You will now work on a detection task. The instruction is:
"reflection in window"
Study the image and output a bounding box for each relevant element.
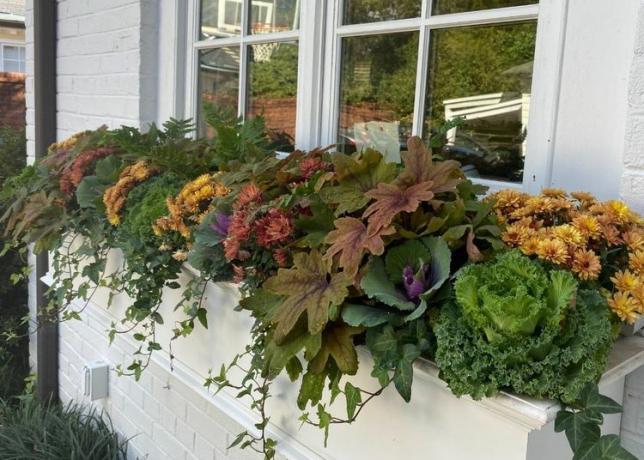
[250,0,300,34]
[337,32,419,162]
[247,42,299,151]
[2,45,25,73]
[342,0,421,25]
[432,0,538,15]
[200,0,242,39]
[198,47,240,136]
[424,22,537,182]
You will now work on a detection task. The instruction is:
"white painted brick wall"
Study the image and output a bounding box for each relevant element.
[620,2,644,458]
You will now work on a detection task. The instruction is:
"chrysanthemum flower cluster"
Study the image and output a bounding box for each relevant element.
[154,173,229,239]
[491,188,644,323]
[59,148,116,196]
[103,161,159,225]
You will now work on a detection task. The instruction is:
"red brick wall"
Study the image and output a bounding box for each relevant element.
[0,72,26,129]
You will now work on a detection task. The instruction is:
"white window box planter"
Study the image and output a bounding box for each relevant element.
[42,256,644,460]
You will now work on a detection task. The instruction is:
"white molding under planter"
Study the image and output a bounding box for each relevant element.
[41,266,644,460]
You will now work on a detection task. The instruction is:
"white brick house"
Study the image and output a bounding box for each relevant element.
[23,1,644,459]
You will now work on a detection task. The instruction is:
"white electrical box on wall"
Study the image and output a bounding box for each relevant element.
[83,361,109,401]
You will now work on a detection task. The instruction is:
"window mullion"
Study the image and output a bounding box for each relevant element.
[295,0,326,150]
[412,1,431,138]
[238,0,251,118]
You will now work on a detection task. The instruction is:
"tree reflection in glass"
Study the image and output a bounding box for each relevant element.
[424,22,537,182]
[198,47,240,137]
[342,0,421,24]
[247,42,299,151]
[432,0,538,15]
[337,32,419,161]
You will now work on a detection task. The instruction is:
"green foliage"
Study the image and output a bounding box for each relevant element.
[454,250,576,344]
[0,398,127,459]
[555,383,636,460]
[435,284,614,403]
[118,173,183,247]
[249,43,298,99]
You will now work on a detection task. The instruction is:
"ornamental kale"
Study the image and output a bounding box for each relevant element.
[436,251,615,403]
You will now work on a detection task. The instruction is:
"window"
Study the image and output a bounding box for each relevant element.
[189,1,564,190]
[1,44,25,73]
[195,0,300,150]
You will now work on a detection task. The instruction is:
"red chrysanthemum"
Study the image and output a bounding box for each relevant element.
[223,238,241,261]
[234,183,262,210]
[299,157,332,180]
[255,209,293,248]
[273,248,290,267]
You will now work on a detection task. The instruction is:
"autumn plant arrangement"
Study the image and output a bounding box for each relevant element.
[0,111,640,459]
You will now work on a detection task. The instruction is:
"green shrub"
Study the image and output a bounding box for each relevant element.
[0,398,127,459]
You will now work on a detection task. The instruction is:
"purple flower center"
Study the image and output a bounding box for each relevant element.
[403,264,429,300]
[210,212,231,237]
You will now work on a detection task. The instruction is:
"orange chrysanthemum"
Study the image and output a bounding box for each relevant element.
[536,238,569,265]
[502,224,529,246]
[629,250,644,274]
[571,249,601,281]
[541,188,567,198]
[552,224,585,247]
[519,237,541,256]
[623,230,644,252]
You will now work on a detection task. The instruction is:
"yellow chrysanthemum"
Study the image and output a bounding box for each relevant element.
[536,238,569,265]
[629,250,644,274]
[571,249,601,281]
[572,214,601,239]
[570,191,596,204]
[541,187,567,198]
[608,292,638,323]
[552,224,585,247]
[631,284,644,314]
[519,237,541,256]
[606,200,633,224]
[103,161,157,226]
[610,270,640,294]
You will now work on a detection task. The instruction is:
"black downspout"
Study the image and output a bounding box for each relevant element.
[34,0,58,403]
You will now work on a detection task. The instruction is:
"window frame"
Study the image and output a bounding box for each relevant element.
[184,0,569,193]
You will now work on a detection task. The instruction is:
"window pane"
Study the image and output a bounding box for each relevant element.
[198,47,240,136]
[200,0,241,39]
[343,0,421,25]
[251,0,300,34]
[338,32,418,161]
[247,41,298,150]
[3,60,21,73]
[432,0,538,16]
[4,46,21,60]
[424,22,536,183]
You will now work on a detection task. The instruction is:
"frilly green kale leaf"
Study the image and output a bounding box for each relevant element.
[454,250,575,344]
[435,284,614,404]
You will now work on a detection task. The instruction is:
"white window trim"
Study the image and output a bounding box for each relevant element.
[182,0,569,193]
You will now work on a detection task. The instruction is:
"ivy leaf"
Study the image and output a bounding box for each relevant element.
[285,357,303,382]
[263,332,322,379]
[310,323,363,375]
[297,371,326,410]
[397,136,462,192]
[361,257,416,311]
[325,217,395,277]
[555,410,601,452]
[345,382,362,419]
[394,344,421,402]
[573,435,638,460]
[363,181,436,232]
[579,383,623,415]
[341,303,392,327]
[317,404,332,447]
[265,251,351,343]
